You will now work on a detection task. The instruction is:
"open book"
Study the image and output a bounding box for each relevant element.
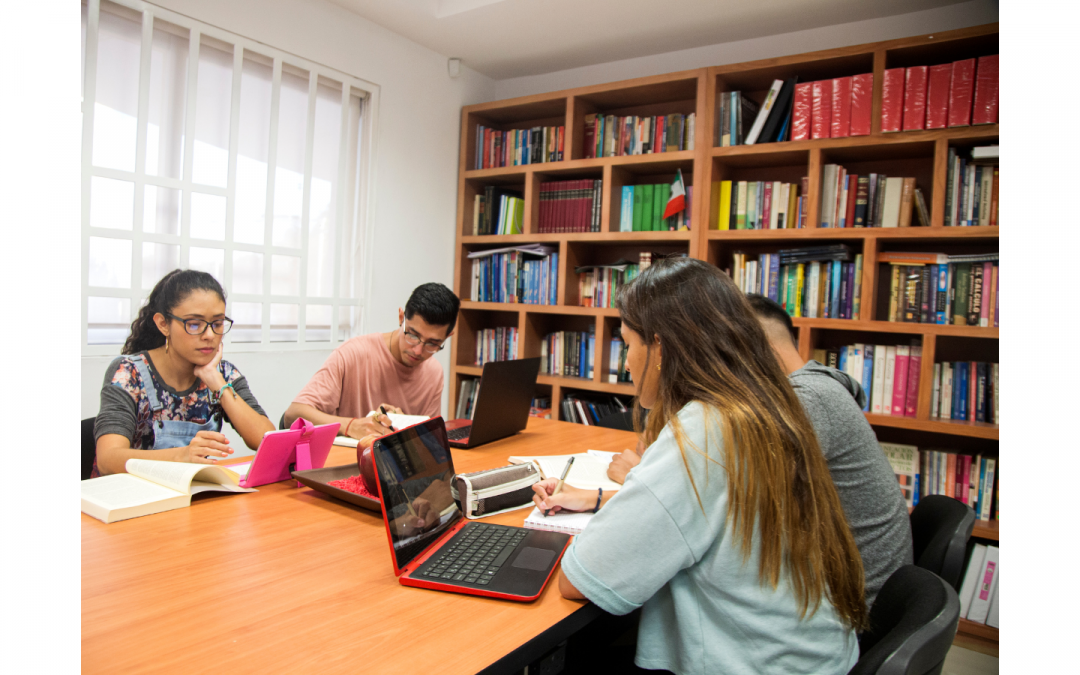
[333,413,431,447]
[507,452,622,492]
[81,459,255,524]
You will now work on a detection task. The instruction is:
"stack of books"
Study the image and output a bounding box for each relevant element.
[583,113,695,158]
[472,187,524,235]
[539,179,602,233]
[882,443,998,520]
[529,396,552,420]
[577,261,641,308]
[820,168,928,228]
[880,55,998,132]
[542,328,595,379]
[468,245,558,305]
[879,252,999,326]
[930,361,999,424]
[474,327,518,366]
[732,245,863,320]
[607,330,631,384]
[714,179,805,230]
[946,145,999,227]
[619,183,693,231]
[562,393,631,426]
[811,342,921,417]
[475,124,564,169]
[958,544,1000,629]
[789,75,873,140]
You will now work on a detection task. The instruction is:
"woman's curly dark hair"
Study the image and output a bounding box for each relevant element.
[122,269,226,355]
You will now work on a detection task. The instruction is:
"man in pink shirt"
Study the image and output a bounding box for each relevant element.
[285,283,460,440]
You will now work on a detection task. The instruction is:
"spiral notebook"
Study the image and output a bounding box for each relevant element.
[523,507,595,535]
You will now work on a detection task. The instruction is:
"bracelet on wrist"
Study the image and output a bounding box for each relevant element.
[344,418,357,436]
[217,382,235,402]
[593,488,603,513]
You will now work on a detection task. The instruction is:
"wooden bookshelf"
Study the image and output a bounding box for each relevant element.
[453,24,999,645]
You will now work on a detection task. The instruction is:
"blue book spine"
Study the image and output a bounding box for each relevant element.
[830,261,842,318]
[476,125,483,169]
[936,264,950,324]
[958,363,969,421]
[912,472,920,506]
[839,264,850,320]
[588,332,595,379]
[976,458,986,515]
[838,346,848,373]
[950,363,960,420]
[861,346,874,411]
[550,253,558,305]
[975,362,987,422]
[621,186,634,231]
[845,263,856,319]
[768,254,780,301]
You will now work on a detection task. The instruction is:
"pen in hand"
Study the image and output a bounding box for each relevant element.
[379,405,397,432]
[544,456,574,517]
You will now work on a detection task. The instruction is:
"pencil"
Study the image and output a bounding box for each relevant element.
[544,456,574,517]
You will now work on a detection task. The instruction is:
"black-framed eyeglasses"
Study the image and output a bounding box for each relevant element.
[402,323,446,353]
[167,313,234,335]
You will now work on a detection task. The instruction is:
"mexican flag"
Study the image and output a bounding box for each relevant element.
[661,169,686,219]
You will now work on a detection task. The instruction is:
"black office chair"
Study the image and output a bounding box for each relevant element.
[594,411,634,431]
[82,417,97,480]
[909,495,975,590]
[850,565,960,675]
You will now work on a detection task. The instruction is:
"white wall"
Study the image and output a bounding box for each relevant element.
[82,0,497,454]
[484,0,999,101]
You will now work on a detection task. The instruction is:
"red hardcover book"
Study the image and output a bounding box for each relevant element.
[845,175,858,229]
[968,360,978,421]
[948,58,976,127]
[762,181,773,229]
[902,66,929,131]
[811,80,832,139]
[905,345,921,418]
[972,55,999,125]
[849,73,873,136]
[557,125,565,160]
[925,64,951,129]
[830,77,853,138]
[881,68,905,133]
[792,82,813,141]
[989,168,999,227]
[483,128,492,169]
[578,179,588,232]
[955,455,970,504]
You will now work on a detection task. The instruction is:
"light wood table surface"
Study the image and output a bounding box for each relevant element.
[82,418,637,674]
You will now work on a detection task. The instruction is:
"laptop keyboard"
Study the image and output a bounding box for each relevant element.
[416,522,527,586]
[447,425,472,441]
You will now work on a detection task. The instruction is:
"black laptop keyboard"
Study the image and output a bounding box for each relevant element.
[416,523,527,586]
[447,425,472,441]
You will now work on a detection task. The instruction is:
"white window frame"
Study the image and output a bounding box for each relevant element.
[81,0,380,355]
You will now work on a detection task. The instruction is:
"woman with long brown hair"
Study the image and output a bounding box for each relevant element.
[533,257,866,673]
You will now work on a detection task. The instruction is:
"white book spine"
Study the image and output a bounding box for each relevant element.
[986,577,1000,628]
[958,543,987,619]
[930,362,942,418]
[770,181,781,229]
[882,176,903,227]
[882,346,897,416]
[941,362,953,420]
[871,345,888,414]
[966,545,999,624]
[821,165,837,227]
[745,79,783,145]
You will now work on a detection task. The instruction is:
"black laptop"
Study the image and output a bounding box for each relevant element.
[446,357,541,448]
[372,416,570,601]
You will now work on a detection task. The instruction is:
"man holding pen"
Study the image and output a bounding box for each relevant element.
[284,283,460,440]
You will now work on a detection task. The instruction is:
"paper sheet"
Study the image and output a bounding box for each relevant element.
[507,453,621,492]
[586,450,617,466]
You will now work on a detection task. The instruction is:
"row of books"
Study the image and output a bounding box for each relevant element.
[474,125,564,169]
[474,327,518,366]
[793,75,874,140]
[811,342,921,417]
[607,334,631,384]
[715,179,806,230]
[467,245,558,305]
[733,246,864,320]
[881,56,999,133]
[582,113,696,158]
[879,252,999,326]
[455,378,479,420]
[577,261,641,308]
[539,179,603,233]
[541,328,595,379]
[715,91,761,146]
[561,393,631,426]
[529,396,552,420]
[946,146,998,227]
[880,444,997,518]
[471,186,524,236]
[618,183,692,232]
[821,168,927,228]
[931,361,999,425]
[958,544,1000,628]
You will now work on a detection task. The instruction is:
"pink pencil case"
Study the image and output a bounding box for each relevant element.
[238,418,340,488]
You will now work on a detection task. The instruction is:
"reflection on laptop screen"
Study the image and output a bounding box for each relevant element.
[373,418,462,570]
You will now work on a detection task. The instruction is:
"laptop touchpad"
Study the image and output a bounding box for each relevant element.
[512,547,555,571]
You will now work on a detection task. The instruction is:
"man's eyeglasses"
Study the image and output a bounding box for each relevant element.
[167,313,234,335]
[402,324,446,353]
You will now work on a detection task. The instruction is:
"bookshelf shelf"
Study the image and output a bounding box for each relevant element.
[454,30,998,634]
[957,618,998,643]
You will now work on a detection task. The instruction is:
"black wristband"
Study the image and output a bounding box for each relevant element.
[593,488,603,513]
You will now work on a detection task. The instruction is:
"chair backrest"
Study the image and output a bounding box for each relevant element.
[82,417,97,480]
[850,565,960,675]
[594,411,634,431]
[909,495,975,589]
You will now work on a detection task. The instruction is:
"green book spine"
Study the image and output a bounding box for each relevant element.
[632,186,644,231]
[785,265,797,316]
[952,263,970,326]
[746,181,758,229]
[641,184,655,231]
[736,181,748,229]
[655,183,670,231]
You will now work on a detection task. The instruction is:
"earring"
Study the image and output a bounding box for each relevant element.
[656,361,661,371]
[165,335,170,355]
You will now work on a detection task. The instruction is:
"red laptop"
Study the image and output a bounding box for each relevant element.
[371,416,571,601]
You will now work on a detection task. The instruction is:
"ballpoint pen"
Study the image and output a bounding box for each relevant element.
[379,405,397,432]
[544,456,574,517]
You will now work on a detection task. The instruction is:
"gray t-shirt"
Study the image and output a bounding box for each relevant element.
[790,360,914,609]
[561,401,859,675]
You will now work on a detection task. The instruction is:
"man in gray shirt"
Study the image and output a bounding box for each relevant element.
[747,295,912,609]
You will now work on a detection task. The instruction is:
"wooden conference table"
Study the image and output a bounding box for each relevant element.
[82,418,637,674]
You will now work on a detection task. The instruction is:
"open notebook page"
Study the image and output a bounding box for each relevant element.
[507,453,622,492]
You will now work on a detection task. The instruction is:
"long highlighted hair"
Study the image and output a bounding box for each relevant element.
[616,257,867,631]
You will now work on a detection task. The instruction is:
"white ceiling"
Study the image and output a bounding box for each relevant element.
[327,0,973,80]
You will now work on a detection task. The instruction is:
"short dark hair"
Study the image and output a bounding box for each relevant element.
[405,283,460,331]
[746,294,797,345]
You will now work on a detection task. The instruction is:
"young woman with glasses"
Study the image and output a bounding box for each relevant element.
[93,269,275,476]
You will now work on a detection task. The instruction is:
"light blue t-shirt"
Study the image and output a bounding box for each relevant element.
[560,402,859,675]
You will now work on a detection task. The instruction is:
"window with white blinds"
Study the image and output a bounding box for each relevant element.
[81,0,377,353]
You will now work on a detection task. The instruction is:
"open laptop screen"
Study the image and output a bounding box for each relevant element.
[372,417,462,570]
